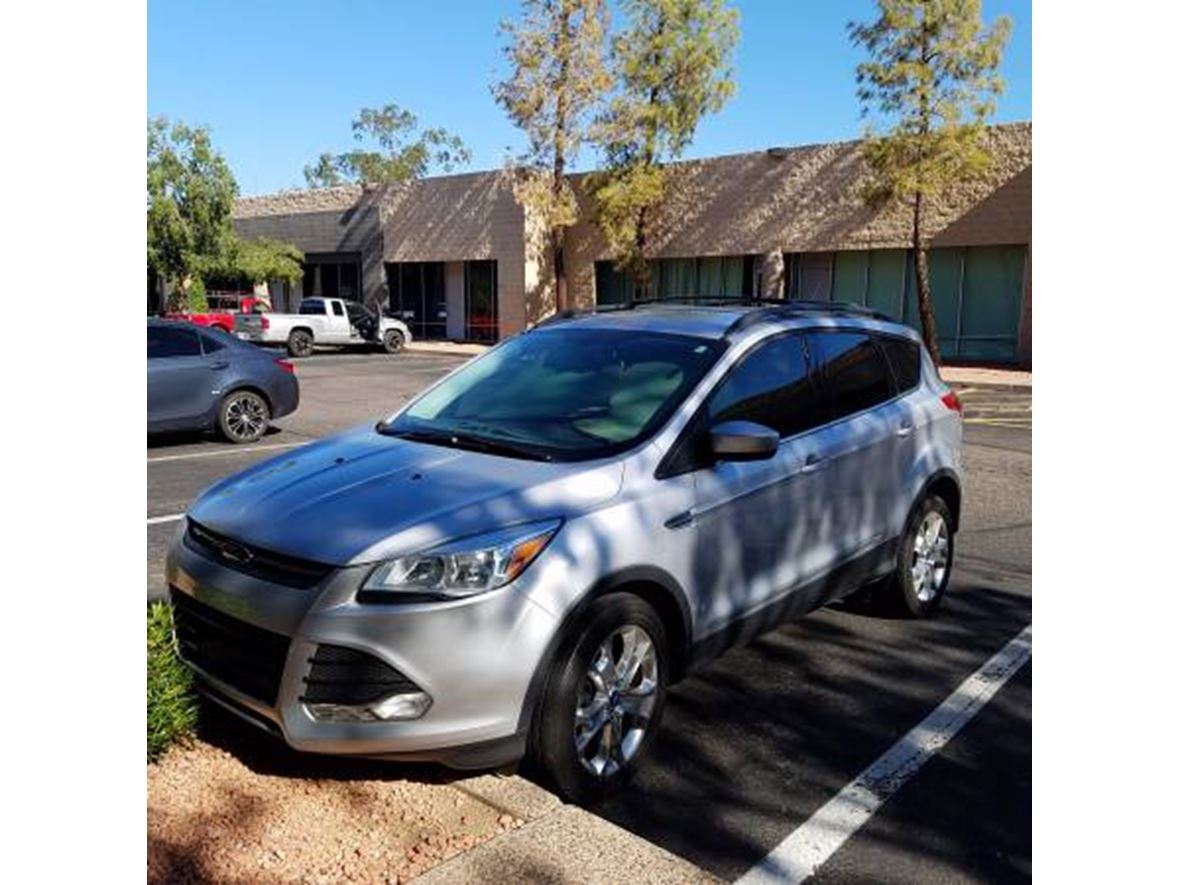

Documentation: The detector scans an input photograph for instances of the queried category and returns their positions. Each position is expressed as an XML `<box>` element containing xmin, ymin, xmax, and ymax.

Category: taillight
<box><xmin>261</xmin><ymin>316</ymin><xmax>270</xmax><ymax>330</ymax></box>
<box><xmin>275</xmin><ymin>359</ymin><xmax>295</xmax><ymax>374</ymax></box>
<box><xmin>941</xmin><ymin>390</ymin><xmax>963</xmax><ymax>413</ymax></box>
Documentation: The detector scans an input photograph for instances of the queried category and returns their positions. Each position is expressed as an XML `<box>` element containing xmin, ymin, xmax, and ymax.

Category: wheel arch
<box><xmin>516</xmin><ymin>566</ymin><xmax>693</xmax><ymax>738</ymax></box>
<box><xmin>219</xmin><ymin>382</ymin><xmax>272</xmax><ymax>413</ymax></box>
<box><xmin>918</xmin><ymin>468</ymin><xmax>962</xmax><ymax>532</ymax></box>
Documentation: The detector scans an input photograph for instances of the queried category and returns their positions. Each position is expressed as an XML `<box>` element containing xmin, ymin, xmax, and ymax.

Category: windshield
<box><xmin>384</xmin><ymin>327</ymin><xmax>725</xmax><ymax>461</ymax></box>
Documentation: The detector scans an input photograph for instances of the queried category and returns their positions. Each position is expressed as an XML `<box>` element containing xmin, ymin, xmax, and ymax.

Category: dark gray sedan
<box><xmin>148</xmin><ymin>319</ymin><xmax>300</xmax><ymax>443</ymax></box>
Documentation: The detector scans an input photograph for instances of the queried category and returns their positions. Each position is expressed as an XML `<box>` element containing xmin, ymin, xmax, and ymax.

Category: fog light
<box><xmin>305</xmin><ymin>691</ymin><xmax>433</xmax><ymax>723</ymax></box>
<box><xmin>371</xmin><ymin>691</ymin><xmax>432</xmax><ymax>721</ymax></box>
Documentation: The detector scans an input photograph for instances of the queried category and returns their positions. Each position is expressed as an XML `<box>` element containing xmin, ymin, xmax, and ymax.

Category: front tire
<box><xmin>217</xmin><ymin>390</ymin><xmax>270</xmax><ymax>444</ymax></box>
<box><xmin>287</xmin><ymin>329</ymin><xmax>314</xmax><ymax>358</ymax></box>
<box><xmin>891</xmin><ymin>494</ymin><xmax>955</xmax><ymax>617</ymax></box>
<box><xmin>382</xmin><ymin>329</ymin><xmax>405</xmax><ymax>354</ymax></box>
<box><xmin>530</xmin><ymin>594</ymin><xmax>668</xmax><ymax>804</ymax></box>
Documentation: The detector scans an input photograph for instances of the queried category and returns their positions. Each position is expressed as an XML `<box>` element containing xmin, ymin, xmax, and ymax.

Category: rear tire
<box><xmin>382</xmin><ymin>329</ymin><xmax>405</xmax><ymax>354</ymax></box>
<box><xmin>287</xmin><ymin>329</ymin><xmax>314</xmax><ymax>358</ymax></box>
<box><xmin>217</xmin><ymin>390</ymin><xmax>270</xmax><ymax>444</ymax></box>
<box><xmin>890</xmin><ymin>494</ymin><xmax>955</xmax><ymax>617</ymax></box>
<box><xmin>529</xmin><ymin>594</ymin><xmax>668</xmax><ymax>804</ymax></box>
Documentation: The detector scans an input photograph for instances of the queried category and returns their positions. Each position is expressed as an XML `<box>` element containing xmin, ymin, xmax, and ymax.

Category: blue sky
<box><xmin>148</xmin><ymin>0</ymin><xmax>1031</xmax><ymax>196</ymax></box>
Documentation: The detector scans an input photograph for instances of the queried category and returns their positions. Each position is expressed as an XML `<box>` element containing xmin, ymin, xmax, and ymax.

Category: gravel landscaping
<box><xmin>148</xmin><ymin>715</ymin><xmax>524</xmax><ymax>884</ymax></box>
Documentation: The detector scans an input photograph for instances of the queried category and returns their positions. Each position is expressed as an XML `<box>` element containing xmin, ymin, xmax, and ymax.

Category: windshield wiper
<box><xmin>379</xmin><ymin>426</ymin><xmax>553</xmax><ymax>461</ymax></box>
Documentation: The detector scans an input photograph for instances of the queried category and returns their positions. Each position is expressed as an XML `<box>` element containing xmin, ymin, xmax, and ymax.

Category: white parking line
<box><xmin>736</xmin><ymin>624</ymin><xmax>1032</xmax><ymax>885</ymax></box>
<box><xmin>147</xmin><ymin>513</ymin><xmax>185</xmax><ymax>526</ymax></box>
<box><xmin>147</xmin><ymin>441</ymin><xmax>309</xmax><ymax>463</ymax></box>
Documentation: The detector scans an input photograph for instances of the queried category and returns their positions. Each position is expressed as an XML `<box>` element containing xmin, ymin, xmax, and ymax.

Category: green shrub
<box><xmin>147</xmin><ymin>601</ymin><xmax>198</xmax><ymax>762</ymax></box>
<box><xmin>188</xmin><ymin>276</ymin><xmax>208</xmax><ymax>312</ymax></box>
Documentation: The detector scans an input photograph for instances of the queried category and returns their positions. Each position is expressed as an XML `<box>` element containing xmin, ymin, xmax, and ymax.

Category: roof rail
<box><xmin>531</xmin><ymin>296</ymin><xmax>895</xmax><ymax>333</ymax></box>
<box><xmin>722</xmin><ymin>301</ymin><xmax>894</xmax><ymax>337</ymax></box>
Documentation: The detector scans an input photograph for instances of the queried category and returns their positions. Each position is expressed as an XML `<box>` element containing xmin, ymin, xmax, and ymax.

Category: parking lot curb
<box><xmin>413</xmin><ymin>798</ymin><xmax>719</xmax><ymax>884</ymax></box>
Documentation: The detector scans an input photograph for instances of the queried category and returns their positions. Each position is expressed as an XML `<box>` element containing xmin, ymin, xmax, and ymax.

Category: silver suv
<box><xmin>168</xmin><ymin>301</ymin><xmax>963</xmax><ymax>801</ymax></box>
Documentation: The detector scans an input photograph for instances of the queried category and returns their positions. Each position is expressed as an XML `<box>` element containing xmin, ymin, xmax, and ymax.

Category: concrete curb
<box><xmin>404</xmin><ymin>341</ymin><xmax>490</xmax><ymax>357</ymax></box>
<box><xmin>430</xmin><ymin>774</ymin><xmax>718</xmax><ymax>884</ymax></box>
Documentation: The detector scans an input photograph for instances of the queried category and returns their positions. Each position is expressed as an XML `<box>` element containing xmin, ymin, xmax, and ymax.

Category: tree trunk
<box><xmin>634</xmin><ymin>205</ymin><xmax>650</xmax><ymax>298</ymax></box>
<box><xmin>912</xmin><ymin>192</ymin><xmax>942</xmax><ymax>365</ymax></box>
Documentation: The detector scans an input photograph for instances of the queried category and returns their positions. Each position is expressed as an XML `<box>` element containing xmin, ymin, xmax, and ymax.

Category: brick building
<box><xmin>228</xmin><ymin>121</ymin><xmax>1031</xmax><ymax>364</ymax></box>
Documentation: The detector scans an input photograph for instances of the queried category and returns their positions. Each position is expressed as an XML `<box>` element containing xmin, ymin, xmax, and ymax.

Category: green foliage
<box><xmin>849</xmin><ymin>0</ymin><xmax>1011</xmax><ymax>362</ymax></box>
<box><xmin>851</xmin><ymin>0</ymin><xmax>1010</xmax><ymax>206</ymax></box>
<box><xmin>147</xmin><ymin>602</ymin><xmax>198</xmax><ymax>762</ymax></box>
<box><xmin>495</xmin><ymin>0</ymin><xmax>611</xmax><ymax>269</ymax></box>
<box><xmin>304</xmin><ymin>103</ymin><xmax>472</xmax><ymax>187</ymax></box>
<box><xmin>147</xmin><ymin>117</ymin><xmax>239</xmax><ymax>300</ymax></box>
<box><xmin>208</xmin><ymin>236</ymin><xmax>305</xmax><ymax>287</ymax></box>
<box><xmin>589</xmin><ymin>0</ymin><xmax>739</xmax><ymax>281</ymax></box>
<box><xmin>188</xmin><ymin>276</ymin><xmax>208</xmax><ymax>312</ymax></box>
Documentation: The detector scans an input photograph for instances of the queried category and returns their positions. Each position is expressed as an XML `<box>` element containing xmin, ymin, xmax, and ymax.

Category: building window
<box><xmin>826</xmin><ymin>245</ymin><xmax>1028</xmax><ymax>363</ymax></box>
<box><xmin>387</xmin><ymin>261</ymin><xmax>447</xmax><ymax>340</ymax></box>
<box><xmin>594</xmin><ymin>255</ymin><xmax>755</xmax><ymax>305</ymax></box>
<box><xmin>302</xmin><ymin>252</ymin><xmax>362</xmax><ymax>302</ymax></box>
<box><xmin>464</xmin><ymin>260</ymin><xmax>498</xmax><ymax>342</ymax></box>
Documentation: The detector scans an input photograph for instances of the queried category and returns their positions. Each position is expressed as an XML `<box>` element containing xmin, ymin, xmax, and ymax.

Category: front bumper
<box><xmin>165</xmin><ymin>529</ymin><xmax>559</xmax><ymax>768</ymax></box>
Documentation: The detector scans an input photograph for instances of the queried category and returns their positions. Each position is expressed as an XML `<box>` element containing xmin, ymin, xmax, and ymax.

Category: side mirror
<box><xmin>709</xmin><ymin>420</ymin><xmax>779</xmax><ymax>461</ymax></box>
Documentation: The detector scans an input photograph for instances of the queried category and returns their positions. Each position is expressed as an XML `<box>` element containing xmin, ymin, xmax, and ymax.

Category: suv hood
<box><xmin>188</xmin><ymin>425</ymin><xmax>624</xmax><ymax>566</ymax></box>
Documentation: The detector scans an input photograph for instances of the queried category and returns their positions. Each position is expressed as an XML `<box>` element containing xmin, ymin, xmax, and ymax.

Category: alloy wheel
<box><xmin>224</xmin><ymin>393</ymin><xmax>267</xmax><ymax>442</ymax></box>
<box><xmin>911</xmin><ymin>511</ymin><xmax>950</xmax><ymax>602</ymax></box>
<box><xmin>573</xmin><ymin>624</ymin><xmax>659</xmax><ymax>778</ymax></box>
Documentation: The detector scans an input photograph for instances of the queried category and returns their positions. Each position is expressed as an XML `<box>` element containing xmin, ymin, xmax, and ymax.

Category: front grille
<box><xmin>185</xmin><ymin>519</ymin><xmax>335</xmax><ymax>589</ymax></box>
<box><xmin>301</xmin><ymin>644</ymin><xmax>421</xmax><ymax>705</ymax></box>
<box><xmin>170</xmin><ymin>588</ymin><xmax>291</xmax><ymax>706</ymax></box>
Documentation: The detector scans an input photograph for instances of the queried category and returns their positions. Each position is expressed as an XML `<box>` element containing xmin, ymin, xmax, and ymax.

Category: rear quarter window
<box><xmin>877</xmin><ymin>335</ymin><xmax>921</xmax><ymax>392</ymax></box>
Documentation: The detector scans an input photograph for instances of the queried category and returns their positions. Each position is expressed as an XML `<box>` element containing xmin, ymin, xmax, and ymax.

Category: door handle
<box><xmin>208</xmin><ymin>361</ymin><xmax>229</xmax><ymax>370</ymax></box>
<box><xmin>664</xmin><ymin>509</ymin><xmax>695</xmax><ymax>530</ymax></box>
<box><xmin>801</xmin><ymin>453</ymin><xmax>828</xmax><ymax>474</ymax></box>
<box><xmin>897</xmin><ymin>421</ymin><xmax>914</xmax><ymax>438</ymax></box>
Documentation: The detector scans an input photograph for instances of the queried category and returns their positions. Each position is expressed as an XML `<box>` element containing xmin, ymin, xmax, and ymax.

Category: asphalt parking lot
<box><xmin>147</xmin><ymin>350</ymin><xmax>1031</xmax><ymax>883</ymax></box>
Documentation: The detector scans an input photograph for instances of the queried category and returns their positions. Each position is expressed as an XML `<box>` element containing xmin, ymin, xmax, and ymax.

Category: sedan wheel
<box><xmin>218</xmin><ymin>391</ymin><xmax>270</xmax><ymax>444</ymax></box>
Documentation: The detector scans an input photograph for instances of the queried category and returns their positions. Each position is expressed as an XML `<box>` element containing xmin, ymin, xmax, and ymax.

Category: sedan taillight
<box><xmin>275</xmin><ymin>359</ymin><xmax>295</xmax><ymax>374</ymax></box>
<box><xmin>260</xmin><ymin>316</ymin><xmax>270</xmax><ymax>330</ymax></box>
<box><xmin>941</xmin><ymin>390</ymin><xmax>963</xmax><ymax>413</ymax></box>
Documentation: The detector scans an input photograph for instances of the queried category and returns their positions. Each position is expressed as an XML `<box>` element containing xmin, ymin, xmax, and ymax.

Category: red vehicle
<box><xmin>166</xmin><ymin>292</ymin><xmax>270</xmax><ymax>333</ymax></box>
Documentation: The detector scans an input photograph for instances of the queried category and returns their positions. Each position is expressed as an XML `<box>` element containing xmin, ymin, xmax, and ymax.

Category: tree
<box><xmin>304</xmin><ymin>103</ymin><xmax>471</xmax><ymax>187</ymax></box>
<box><xmin>849</xmin><ymin>0</ymin><xmax>1010</xmax><ymax>364</ymax></box>
<box><xmin>205</xmin><ymin>236</ymin><xmax>305</xmax><ymax>291</ymax></box>
<box><xmin>494</xmin><ymin>0</ymin><xmax>611</xmax><ymax>312</ymax></box>
<box><xmin>147</xmin><ymin>117</ymin><xmax>238</xmax><ymax>309</ymax></box>
<box><xmin>590</xmin><ymin>0</ymin><xmax>738</xmax><ymax>291</ymax></box>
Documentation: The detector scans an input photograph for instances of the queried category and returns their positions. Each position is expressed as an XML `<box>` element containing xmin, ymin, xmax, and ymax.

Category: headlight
<box><xmin>360</xmin><ymin>519</ymin><xmax>561</xmax><ymax>601</ymax></box>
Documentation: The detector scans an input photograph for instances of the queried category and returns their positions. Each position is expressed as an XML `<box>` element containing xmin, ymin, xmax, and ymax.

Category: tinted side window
<box><xmin>707</xmin><ymin>335</ymin><xmax>824</xmax><ymax>438</ymax></box>
<box><xmin>299</xmin><ymin>300</ymin><xmax>325</xmax><ymax>315</ymax></box>
<box><xmin>809</xmin><ymin>331</ymin><xmax>893</xmax><ymax>421</ymax></box>
<box><xmin>331</xmin><ymin>301</ymin><xmax>345</xmax><ymax>316</ymax></box>
<box><xmin>148</xmin><ymin>326</ymin><xmax>201</xmax><ymax>359</ymax></box>
<box><xmin>198</xmin><ymin>330</ymin><xmax>227</xmax><ymax>354</ymax></box>
<box><xmin>878</xmin><ymin>335</ymin><xmax>921</xmax><ymax>392</ymax></box>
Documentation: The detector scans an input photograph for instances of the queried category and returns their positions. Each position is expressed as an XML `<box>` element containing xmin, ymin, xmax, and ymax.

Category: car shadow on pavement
<box><xmin>584</xmin><ymin>581</ymin><xmax>1032</xmax><ymax>882</ymax></box>
<box><xmin>148</xmin><ymin>425</ymin><xmax>285</xmax><ymax>450</ymax></box>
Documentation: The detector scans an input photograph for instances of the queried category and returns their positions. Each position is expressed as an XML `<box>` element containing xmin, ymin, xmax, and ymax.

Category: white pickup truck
<box><xmin>235</xmin><ymin>298</ymin><xmax>413</xmax><ymax>357</ymax></box>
